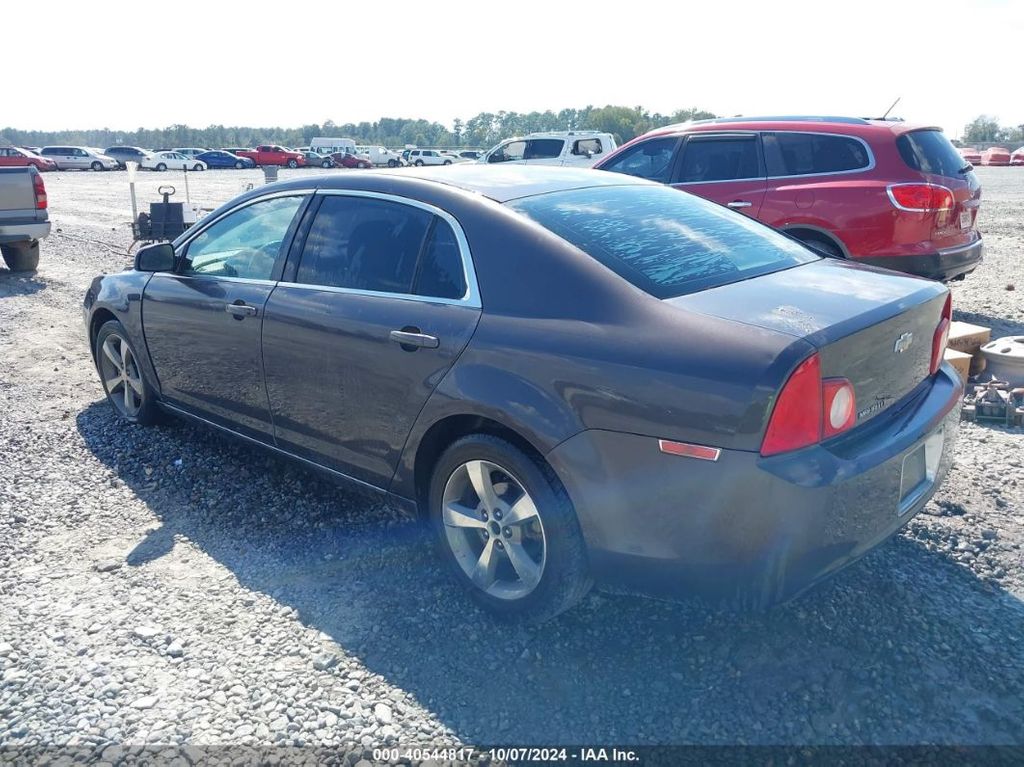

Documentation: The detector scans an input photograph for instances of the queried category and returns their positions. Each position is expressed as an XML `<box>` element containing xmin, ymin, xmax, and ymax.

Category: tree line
<box><xmin>961</xmin><ymin>115</ymin><xmax>1024</xmax><ymax>145</ymax></box>
<box><xmin>1</xmin><ymin>105</ymin><xmax>715</xmax><ymax>151</ymax></box>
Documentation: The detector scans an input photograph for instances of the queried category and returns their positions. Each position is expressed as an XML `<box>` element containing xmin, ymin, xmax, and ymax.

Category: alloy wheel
<box><xmin>441</xmin><ymin>460</ymin><xmax>547</xmax><ymax>600</ymax></box>
<box><xmin>98</xmin><ymin>333</ymin><xmax>144</xmax><ymax>418</ymax></box>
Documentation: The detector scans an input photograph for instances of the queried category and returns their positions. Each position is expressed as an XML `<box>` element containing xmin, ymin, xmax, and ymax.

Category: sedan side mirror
<box><xmin>134</xmin><ymin>242</ymin><xmax>176</xmax><ymax>272</ymax></box>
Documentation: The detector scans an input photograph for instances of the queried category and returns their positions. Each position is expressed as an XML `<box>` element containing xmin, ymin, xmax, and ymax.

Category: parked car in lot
<box><xmin>958</xmin><ymin>147</ymin><xmax>982</xmax><ymax>166</ymax></box>
<box><xmin>84</xmin><ymin>165</ymin><xmax>961</xmax><ymax>620</ymax></box>
<box><xmin>355</xmin><ymin>145</ymin><xmax>403</xmax><ymax>167</ymax></box>
<box><xmin>481</xmin><ymin>131</ymin><xmax>617</xmax><ymax>167</ymax></box>
<box><xmin>104</xmin><ymin>146</ymin><xmax>152</xmax><ymax>169</ymax></box>
<box><xmin>0</xmin><ymin>146</ymin><xmax>57</xmax><ymax>172</ymax></box>
<box><xmin>981</xmin><ymin>147</ymin><xmax>1010</xmax><ymax>166</ymax></box>
<box><xmin>1012</xmin><ymin>147</ymin><xmax>1024</xmax><ymax>166</ymax></box>
<box><xmin>196</xmin><ymin>150</ymin><xmax>254</xmax><ymax>169</ymax></box>
<box><xmin>235</xmin><ymin>145</ymin><xmax>306</xmax><ymax>168</ymax></box>
<box><xmin>0</xmin><ymin>166</ymin><xmax>49</xmax><ymax>271</ymax></box>
<box><xmin>173</xmin><ymin>148</ymin><xmax>208</xmax><ymax>159</ymax></box>
<box><xmin>454</xmin><ymin>150</ymin><xmax>481</xmax><ymax>161</ymax></box>
<box><xmin>39</xmin><ymin>146</ymin><xmax>119</xmax><ymax>171</ymax></box>
<box><xmin>141</xmin><ymin>151</ymin><xmax>207</xmax><ymax>172</ymax></box>
<box><xmin>407</xmin><ymin>149</ymin><xmax>452</xmax><ymax>166</ymax></box>
<box><xmin>330</xmin><ymin>152</ymin><xmax>373</xmax><ymax>169</ymax></box>
<box><xmin>596</xmin><ymin>116</ymin><xmax>983</xmax><ymax>282</ymax></box>
<box><xmin>302</xmin><ymin>151</ymin><xmax>334</xmax><ymax>168</ymax></box>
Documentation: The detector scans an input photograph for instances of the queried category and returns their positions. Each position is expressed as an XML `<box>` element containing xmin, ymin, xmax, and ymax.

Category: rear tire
<box><xmin>156</xmin><ymin>163</ymin><xmax>167</xmax><ymax>172</ymax></box>
<box><xmin>387</xmin><ymin>159</ymin><xmax>397</xmax><ymax>168</ymax></box>
<box><xmin>94</xmin><ymin>320</ymin><xmax>162</xmax><ymax>425</ymax></box>
<box><xmin>428</xmin><ymin>434</ymin><xmax>592</xmax><ymax>623</ymax></box>
<box><xmin>1</xmin><ymin>241</ymin><xmax>40</xmax><ymax>272</ymax></box>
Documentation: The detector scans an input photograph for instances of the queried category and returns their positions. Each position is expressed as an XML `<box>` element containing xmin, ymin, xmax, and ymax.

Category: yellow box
<box><xmin>947</xmin><ymin>321</ymin><xmax>991</xmax><ymax>355</ymax></box>
<box><xmin>944</xmin><ymin>348</ymin><xmax>971</xmax><ymax>383</ymax></box>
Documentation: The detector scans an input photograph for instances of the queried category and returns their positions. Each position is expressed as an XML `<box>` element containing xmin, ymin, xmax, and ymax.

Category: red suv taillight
<box><xmin>930</xmin><ymin>293</ymin><xmax>952</xmax><ymax>375</ymax></box>
<box><xmin>33</xmin><ymin>173</ymin><xmax>47</xmax><ymax>210</ymax></box>
<box><xmin>886</xmin><ymin>183</ymin><xmax>954</xmax><ymax>212</ymax></box>
<box><xmin>760</xmin><ymin>354</ymin><xmax>857</xmax><ymax>456</ymax></box>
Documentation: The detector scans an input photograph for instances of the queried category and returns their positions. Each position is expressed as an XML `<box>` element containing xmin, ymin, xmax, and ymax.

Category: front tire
<box><xmin>321</xmin><ymin>159</ymin><xmax>331</xmax><ymax>168</ymax></box>
<box><xmin>235</xmin><ymin>161</ymin><xmax>245</xmax><ymax>169</ymax></box>
<box><xmin>387</xmin><ymin>159</ymin><xmax>397</xmax><ymax>168</ymax></box>
<box><xmin>443</xmin><ymin>160</ymin><xmax>452</xmax><ymax>165</ymax></box>
<box><xmin>193</xmin><ymin>163</ymin><xmax>204</xmax><ymax>171</ymax></box>
<box><xmin>94</xmin><ymin>320</ymin><xmax>161</xmax><ymax>425</ymax></box>
<box><xmin>287</xmin><ymin>159</ymin><xmax>298</xmax><ymax>169</ymax></box>
<box><xmin>429</xmin><ymin>435</ymin><xmax>592</xmax><ymax>622</ymax></box>
<box><xmin>91</xmin><ymin>161</ymin><xmax>103</xmax><ymax>171</ymax></box>
<box><xmin>1</xmin><ymin>241</ymin><xmax>40</xmax><ymax>272</ymax></box>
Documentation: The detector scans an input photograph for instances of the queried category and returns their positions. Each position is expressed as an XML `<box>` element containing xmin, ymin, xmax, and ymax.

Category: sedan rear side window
<box><xmin>896</xmin><ymin>129</ymin><xmax>967</xmax><ymax>177</ymax></box>
<box><xmin>296</xmin><ymin>196</ymin><xmax>431</xmax><ymax>294</ymax></box>
<box><xmin>599</xmin><ymin>137</ymin><xmax>678</xmax><ymax>183</ymax></box>
<box><xmin>509</xmin><ymin>185</ymin><xmax>818</xmax><ymax>299</ymax></box>
<box><xmin>414</xmin><ymin>220</ymin><xmax>467</xmax><ymax>300</ymax></box>
<box><xmin>764</xmin><ymin>132</ymin><xmax>870</xmax><ymax>176</ymax></box>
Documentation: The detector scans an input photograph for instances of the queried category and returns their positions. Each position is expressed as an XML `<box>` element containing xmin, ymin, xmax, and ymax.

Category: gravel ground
<box><xmin>1</xmin><ymin>167</ymin><xmax>1023</xmax><ymax>760</ymax></box>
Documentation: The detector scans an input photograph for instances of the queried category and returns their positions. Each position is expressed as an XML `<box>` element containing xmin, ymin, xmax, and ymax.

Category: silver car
<box><xmin>38</xmin><ymin>146</ymin><xmax>119</xmax><ymax>171</ymax></box>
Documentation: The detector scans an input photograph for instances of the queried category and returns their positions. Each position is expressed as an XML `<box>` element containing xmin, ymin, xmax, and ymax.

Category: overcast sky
<box><xmin>7</xmin><ymin>0</ymin><xmax>1022</xmax><ymax>137</ymax></box>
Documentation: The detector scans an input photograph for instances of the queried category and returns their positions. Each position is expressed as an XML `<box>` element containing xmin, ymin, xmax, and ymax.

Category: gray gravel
<box><xmin>1</xmin><ymin>167</ymin><xmax>1023</xmax><ymax>758</ymax></box>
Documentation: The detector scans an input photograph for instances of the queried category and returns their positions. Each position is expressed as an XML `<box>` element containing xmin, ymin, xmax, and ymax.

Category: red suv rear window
<box><xmin>896</xmin><ymin>130</ymin><xmax>969</xmax><ymax>177</ymax></box>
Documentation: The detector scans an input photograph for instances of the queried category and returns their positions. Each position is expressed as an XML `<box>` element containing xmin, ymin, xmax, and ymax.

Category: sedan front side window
<box><xmin>182</xmin><ymin>196</ymin><xmax>305</xmax><ymax>281</ymax></box>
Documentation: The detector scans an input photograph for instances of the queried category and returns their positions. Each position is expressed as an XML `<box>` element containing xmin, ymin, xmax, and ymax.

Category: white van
<box><xmin>38</xmin><ymin>146</ymin><xmax>119</xmax><ymax>171</ymax></box>
<box><xmin>480</xmin><ymin>131</ymin><xmax>617</xmax><ymax>167</ymax></box>
<box><xmin>354</xmin><ymin>145</ymin><xmax>403</xmax><ymax>167</ymax></box>
<box><xmin>310</xmin><ymin>137</ymin><xmax>357</xmax><ymax>156</ymax></box>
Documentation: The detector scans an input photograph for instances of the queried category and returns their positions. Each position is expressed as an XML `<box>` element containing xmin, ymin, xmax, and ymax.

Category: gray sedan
<box><xmin>83</xmin><ymin>166</ymin><xmax>961</xmax><ymax>621</ymax></box>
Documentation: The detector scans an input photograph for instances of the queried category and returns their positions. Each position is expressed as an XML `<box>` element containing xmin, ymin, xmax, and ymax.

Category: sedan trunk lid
<box><xmin>666</xmin><ymin>258</ymin><xmax>948</xmax><ymax>428</ymax></box>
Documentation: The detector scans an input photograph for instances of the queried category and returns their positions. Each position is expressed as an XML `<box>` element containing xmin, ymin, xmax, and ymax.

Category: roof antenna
<box><xmin>881</xmin><ymin>96</ymin><xmax>901</xmax><ymax>120</ymax></box>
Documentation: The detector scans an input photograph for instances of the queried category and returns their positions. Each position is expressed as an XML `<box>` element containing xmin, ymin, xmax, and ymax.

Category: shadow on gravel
<box><xmin>953</xmin><ymin>309</ymin><xmax>1024</xmax><ymax>340</ymax></box>
<box><xmin>0</xmin><ymin>270</ymin><xmax>46</xmax><ymax>297</ymax></box>
<box><xmin>76</xmin><ymin>401</ymin><xmax>1024</xmax><ymax>746</ymax></box>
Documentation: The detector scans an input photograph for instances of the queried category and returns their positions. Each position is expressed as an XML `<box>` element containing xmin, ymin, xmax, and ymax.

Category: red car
<box><xmin>595</xmin><ymin>116</ymin><xmax>983</xmax><ymax>282</ymax></box>
<box><xmin>330</xmin><ymin>151</ymin><xmax>373</xmax><ymax>169</ymax></box>
<box><xmin>958</xmin><ymin>147</ymin><xmax>982</xmax><ymax>166</ymax></box>
<box><xmin>0</xmin><ymin>146</ymin><xmax>57</xmax><ymax>171</ymax></box>
<box><xmin>235</xmin><ymin>145</ymin><xmax>306</xmax><ymax>168</ymax></box>
<box><xmin>1012</xmin><ymin>148</ymin><xmax>1024</xmax><ymax>166</ymax></box>
<box><xmin>981</xmin><ymin>147</ymin><xmax>1011</xmax><ymax>166</ymax></box>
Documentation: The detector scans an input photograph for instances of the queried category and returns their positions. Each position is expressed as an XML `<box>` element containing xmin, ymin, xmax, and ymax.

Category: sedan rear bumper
<box><xmin>858</xmin><ymin>237</ymin><xmax>983</xmax><ymax>282</ymax></box>
<box><xmin>546</xmin><ymin>365</ymin><xmax>963</xmax><ymax>606</ymax></box>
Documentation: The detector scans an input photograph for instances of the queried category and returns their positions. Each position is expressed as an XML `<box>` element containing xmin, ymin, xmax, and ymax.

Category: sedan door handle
<box><xmin>390</xmin><ymin>329</ymin><xmax>439</xmax><ymax>349</ymax></box>
<box><xmin>225</xmin><ymin>303</ymin><xmax>258</xmax><ymax>318</ymax></box>
<box><xmin>727</xmin><ymin>200</ymin><xmax>753</xmax><ymax>209</ymax></box>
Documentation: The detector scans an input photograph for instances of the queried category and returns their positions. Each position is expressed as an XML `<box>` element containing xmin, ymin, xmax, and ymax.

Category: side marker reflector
<box><xmin>658</xmin><ymin>439</ymin><xmax>721</xmax><ymax>462</ymax></box>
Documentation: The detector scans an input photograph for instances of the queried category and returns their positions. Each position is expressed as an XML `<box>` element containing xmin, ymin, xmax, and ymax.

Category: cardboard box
<box><xmin>948</xmin><ymin>321</ymin><xmax>991</xmax><ymax>355</ymax></box>
<box><xmin>944</xmin><ymin>348</ymin><xmax>971</xmax><ymax>383</ymax></box>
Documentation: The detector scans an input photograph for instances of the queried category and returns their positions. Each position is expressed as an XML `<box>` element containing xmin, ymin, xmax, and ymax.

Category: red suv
<box><xmin>595</xmin><ymin>116</ymin><xmax>983</xmax><ymax>281</ymax></box>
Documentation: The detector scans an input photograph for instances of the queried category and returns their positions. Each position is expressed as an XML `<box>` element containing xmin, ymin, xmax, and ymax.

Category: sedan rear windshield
<box><xmin>897</xmin><ymin>129</ymin><xmax>968</xmax><ymax>177</ymax></box>
<box><xmin>507</xmin><ymin>185</ymin><xmax>818</xmax><ymax>298</ymax></box>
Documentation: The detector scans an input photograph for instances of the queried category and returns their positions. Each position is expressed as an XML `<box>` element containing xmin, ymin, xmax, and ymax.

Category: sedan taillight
<box><xmin>761</xmin><ymin>353</ymin><xmax>858</xmax><ymax>456</ymax></box>
<box><xmin>887</xmin><ymin>183</ymin><xmax>954</xmax><ymax>212</ymax></box>
<box><xmin>930</xmin><ymin>293</ymin><xmax>952</xmax><ymax>375</ymax></box>
<box><xmin>33</xmin><ymin>173</ymin><xmax>47</xmax><ymax>210</ymax></box>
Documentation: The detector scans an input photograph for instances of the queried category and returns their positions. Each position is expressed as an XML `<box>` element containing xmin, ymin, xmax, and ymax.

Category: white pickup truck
<box><xmin>0</xmin><ymin>167</ymin><xmax>50</xmax><ymax>271</ymax></box>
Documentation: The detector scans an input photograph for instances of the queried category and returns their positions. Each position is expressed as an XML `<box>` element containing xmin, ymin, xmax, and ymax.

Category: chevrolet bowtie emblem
<box><xmin>893</xmin><ymin>332</ymin><xmax>914</xmax><ymax>354</ymax></box>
